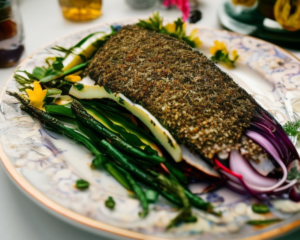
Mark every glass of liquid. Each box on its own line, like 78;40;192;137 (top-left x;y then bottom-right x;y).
0;0;24;68
58;0;102;21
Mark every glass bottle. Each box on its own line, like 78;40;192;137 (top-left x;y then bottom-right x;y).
58;0;102;21
0;0;24;68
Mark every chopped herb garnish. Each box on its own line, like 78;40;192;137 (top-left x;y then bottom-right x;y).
52;57;64;71
167;136;174;148
75;179;89;190
167;207;197;230
283;120;300;141
150;119;156;126
119;97;125;105
104;85;112;94
252;203;270;214
74;83;84;91
105;196;115;210
246;219;282;226
287;166;300;180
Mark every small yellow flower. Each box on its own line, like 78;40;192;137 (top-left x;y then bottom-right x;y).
193;37;202;48
189;29;202;48
165;23;176;33
26;81;47;110
210;40;239;68
231;49;238;60
210;40;228;56
64;74;82;82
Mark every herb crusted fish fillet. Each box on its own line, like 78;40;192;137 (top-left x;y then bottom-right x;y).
87;25;259;160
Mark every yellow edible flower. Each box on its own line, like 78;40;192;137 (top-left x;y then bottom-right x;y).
165;22;187;34
26;81;47;110
64;74;82;82
231;0;257;7
274;0;300;31
210;40;228;56
231;49;238;60
190;29;202;48
210;40;239;68
165;23;176;33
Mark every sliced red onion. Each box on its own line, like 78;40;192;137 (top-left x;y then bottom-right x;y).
250;124;285;159
229;150;277;188
252;109;299;164
289;184;300;202
251;121;276;137
226;180;248;194
273;123;299;164
219;169;240;184
217;163;258;196
274;180;298;192
245;130;288;192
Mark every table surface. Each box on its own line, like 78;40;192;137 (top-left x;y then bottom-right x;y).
0;0;299;239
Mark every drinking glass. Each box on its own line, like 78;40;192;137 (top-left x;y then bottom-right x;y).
0;0;24;68
58;0;102;21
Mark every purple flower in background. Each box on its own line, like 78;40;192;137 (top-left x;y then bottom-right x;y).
163;0;190;21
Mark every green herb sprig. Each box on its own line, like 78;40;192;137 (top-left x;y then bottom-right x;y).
283;120;300;141
105;196;116;210
136;12;199;48
75;179;90;190
287;166;300;180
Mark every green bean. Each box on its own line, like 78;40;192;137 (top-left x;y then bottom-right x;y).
164;162;188;185
184;190;213;212
104;162;131;191
252;203;270;214
45;105;75;118
100;138;212;212
246;219;282;225
71;100;165;164
118;167;149;218
99;139;156;185
8;91;214;215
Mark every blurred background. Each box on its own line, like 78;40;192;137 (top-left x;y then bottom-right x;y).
0;0;299;239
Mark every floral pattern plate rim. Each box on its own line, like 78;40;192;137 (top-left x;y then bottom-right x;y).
0;19;300;240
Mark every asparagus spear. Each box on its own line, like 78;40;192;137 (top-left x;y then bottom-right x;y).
8;91;213;213
71;100;166;164
117;166;149;218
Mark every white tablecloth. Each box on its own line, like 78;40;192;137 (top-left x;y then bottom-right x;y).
0;0;299;239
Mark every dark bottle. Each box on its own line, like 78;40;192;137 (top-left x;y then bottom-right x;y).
0;0;24;68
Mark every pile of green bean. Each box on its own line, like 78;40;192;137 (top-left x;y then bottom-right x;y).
7;91;217;228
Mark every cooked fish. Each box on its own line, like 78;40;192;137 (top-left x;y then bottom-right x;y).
87;25;261;160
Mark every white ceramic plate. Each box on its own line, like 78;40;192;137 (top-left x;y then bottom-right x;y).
1;19;300;240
